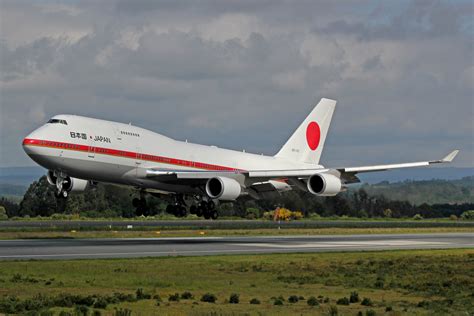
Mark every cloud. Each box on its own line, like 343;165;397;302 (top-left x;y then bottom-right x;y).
0;0;472;168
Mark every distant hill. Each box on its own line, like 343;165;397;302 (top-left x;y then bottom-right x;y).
358;176;474;205
357;167;473;184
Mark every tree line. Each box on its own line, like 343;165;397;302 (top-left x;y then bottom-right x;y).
0;175;472;219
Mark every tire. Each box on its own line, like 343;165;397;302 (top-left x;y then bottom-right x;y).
132;198;140;207
210;210;218;220
190;205;197;215
166;204;175;214
203;211;211;220
196;206;203;217
62;190;68;198
208;200;215;210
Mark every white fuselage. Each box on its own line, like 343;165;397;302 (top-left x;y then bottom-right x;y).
23;115;322;193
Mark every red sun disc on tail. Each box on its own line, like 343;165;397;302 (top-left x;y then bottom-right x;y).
306;121;321;151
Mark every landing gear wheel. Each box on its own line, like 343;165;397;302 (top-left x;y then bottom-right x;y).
210;210;218;220
190;205;197;215
203;211;211;220
135;198;148;216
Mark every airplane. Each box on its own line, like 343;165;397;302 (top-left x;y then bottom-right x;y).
22;98;459;219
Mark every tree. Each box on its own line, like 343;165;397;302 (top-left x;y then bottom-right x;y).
19;176;58;216
0;206;7;220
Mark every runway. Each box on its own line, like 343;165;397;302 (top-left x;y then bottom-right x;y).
0;233;472;260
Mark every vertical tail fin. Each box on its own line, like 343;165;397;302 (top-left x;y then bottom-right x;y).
275;98;336;164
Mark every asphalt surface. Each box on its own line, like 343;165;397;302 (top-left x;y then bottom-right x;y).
0;233;472;260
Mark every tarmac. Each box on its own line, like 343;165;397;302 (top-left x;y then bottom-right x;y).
0;233;472;260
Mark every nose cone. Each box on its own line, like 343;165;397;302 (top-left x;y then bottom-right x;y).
22;126;46;156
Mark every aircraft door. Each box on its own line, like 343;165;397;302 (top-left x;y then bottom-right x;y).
135;146;142;173
88;135;95;158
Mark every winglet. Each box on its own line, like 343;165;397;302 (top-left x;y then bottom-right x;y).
440;150;459;163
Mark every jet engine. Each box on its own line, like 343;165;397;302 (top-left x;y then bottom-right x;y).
47;171;89;193
307;173;342;196
205;177;242;200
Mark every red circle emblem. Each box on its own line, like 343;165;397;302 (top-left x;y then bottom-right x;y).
306;121;321;151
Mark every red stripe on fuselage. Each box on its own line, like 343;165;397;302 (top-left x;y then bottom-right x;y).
22;138;241;172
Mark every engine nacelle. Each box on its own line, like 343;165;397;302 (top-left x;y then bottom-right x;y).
47;171;89;193
205;177;242;201
307;173;342;196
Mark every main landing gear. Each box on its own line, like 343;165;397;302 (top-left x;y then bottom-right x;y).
132;191;150;216
165;195;218;220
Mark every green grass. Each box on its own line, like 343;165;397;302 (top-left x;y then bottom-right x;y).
0;226;472;239
0;249;472;315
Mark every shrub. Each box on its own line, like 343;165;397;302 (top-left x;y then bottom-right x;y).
329;305;338;316
288;295;299;303
366;309;376;316
93;297;108;309
273;298;284;305
460;210;474;220
249;298;260;304
413;214;423;220
181;292;193;300
168;293;180;302
374;277;384;288
361;297;373;306
385;306;393;312
336;297;350;305
153;294;162;302
449;214;458;220
74;305;89;316
59;312;72;316
307;296;319;306
92;311;102;316
229;293;239;304
114;308;132;316
136;288;151;300
349;291;359;303
200;293;217;303
0;206;7;220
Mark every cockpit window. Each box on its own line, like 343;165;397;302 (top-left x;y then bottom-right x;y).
47;119;68;125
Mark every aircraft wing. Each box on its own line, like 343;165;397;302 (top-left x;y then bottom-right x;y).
146;150;458;185
338;150;459;173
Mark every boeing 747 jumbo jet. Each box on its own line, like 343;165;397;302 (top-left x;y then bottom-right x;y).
23;98;459;219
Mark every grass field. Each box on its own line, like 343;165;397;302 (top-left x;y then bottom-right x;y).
0;226;472;240
0;249;472;315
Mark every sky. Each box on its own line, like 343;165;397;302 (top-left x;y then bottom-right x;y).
0;0;473;169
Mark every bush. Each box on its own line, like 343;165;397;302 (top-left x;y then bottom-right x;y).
180;292;193;300
336;297;350;305
136;288;151;300
200;293;217;303
153;294;162;302
93;297;108;309
460;210;474;220
366;309;376;316
374;277;385;288
350;291;359;303
74;305;89;316
273;298;284;305
307;296;319;306
288;295;299;303
168;293;180;302
361;297;373;306
229;293;239;304
114;308;132;316
385;306;393;312
413;214;423;220
249;298;260;304
329;305;338;316
0;206;8;220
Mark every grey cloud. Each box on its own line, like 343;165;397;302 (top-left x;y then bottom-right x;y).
0;0;472;168
315;1;471;40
